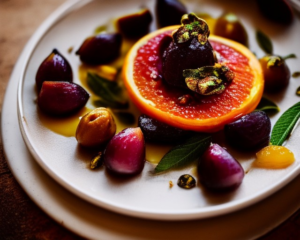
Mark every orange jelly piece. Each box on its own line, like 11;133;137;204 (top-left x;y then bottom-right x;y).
254;146;295;169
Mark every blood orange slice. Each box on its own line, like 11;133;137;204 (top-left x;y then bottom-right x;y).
123;26;263;132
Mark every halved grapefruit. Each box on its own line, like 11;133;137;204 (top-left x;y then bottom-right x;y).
123;26;263;132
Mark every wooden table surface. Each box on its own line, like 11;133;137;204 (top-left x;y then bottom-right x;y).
1;0;300;239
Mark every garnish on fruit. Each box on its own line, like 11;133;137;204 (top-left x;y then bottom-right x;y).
123;14;264;132
76;108;116;148
36;49;73;91
198;143;244;192
76;33;122;65
104;127;145;176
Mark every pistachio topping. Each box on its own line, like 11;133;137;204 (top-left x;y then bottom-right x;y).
267;56;283;68
173;13;210;45
90;152;104;169
177;174;196;189
183;64;235;95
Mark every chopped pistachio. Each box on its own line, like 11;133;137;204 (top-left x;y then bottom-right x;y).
90;152;104;169
177;174;196;189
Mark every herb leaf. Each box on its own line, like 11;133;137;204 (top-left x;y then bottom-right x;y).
155;134;212;173
256;30;273;54
114;112;136;125
87;72;127;107
282;53;297;61
270;102;300;146
256;96;280;113
292;72;300;78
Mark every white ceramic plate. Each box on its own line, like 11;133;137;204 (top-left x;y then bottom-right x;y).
4;24;300;239
17;0;300;220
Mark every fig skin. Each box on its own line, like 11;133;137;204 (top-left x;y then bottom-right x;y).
162;38;215;88
76;33;122;65
38;81;89;116
156;0;187;28
36;49;73;91
138;114;190;144
256;0;294;24
259;55;290;93
214;13;248;46
76;108;116;148
198;143;244;192
117;9;152;39
224;111;271;150
104;127;145;176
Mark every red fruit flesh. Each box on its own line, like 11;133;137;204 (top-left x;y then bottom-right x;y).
198;143;244;192
36;49;73;91
104;128;145;176
38;81;89;116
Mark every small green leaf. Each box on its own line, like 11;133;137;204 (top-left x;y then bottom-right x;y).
155;134;212;173
256;30;273;54
87;72;126;105
114;112;135;125
292;72;300;78
270;102;300;146
93;99;129;109
282;53;297;61
256;96;280;113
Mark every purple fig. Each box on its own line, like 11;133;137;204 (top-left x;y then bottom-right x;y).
198;143;244;192
116;9;152;39
38;81;89;116
104;128;145;176
36;49;73;91
156;0;187;28
76;33;122;65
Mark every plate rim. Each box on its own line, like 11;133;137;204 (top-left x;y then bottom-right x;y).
17;0;300;221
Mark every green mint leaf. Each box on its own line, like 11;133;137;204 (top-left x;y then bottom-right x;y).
256;30;273;54
270;102;300;146
155;134;212;173
292;72;300;78
94;25;107;34
282;53;297;61
87;72;126;105
256;96;280;113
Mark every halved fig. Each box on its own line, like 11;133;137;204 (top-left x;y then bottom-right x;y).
36;49;73;91
38;81;89;116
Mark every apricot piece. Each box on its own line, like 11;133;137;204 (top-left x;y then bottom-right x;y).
116;9;152;39
38;81;89;116
76;108;116;148
104;127;145;176
36;49;73;91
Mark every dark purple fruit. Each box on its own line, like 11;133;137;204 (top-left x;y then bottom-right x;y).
138;114;190;143
104;127;145;176
156;0;187;28
259;55;290;93
36;49;73;91
214;13;248;46
162;38;215;88
198;143;244;192
116;9;152;39
224;111;271;150
156;34;173;77
76;33;122;65
256;0;294;24
38;81;89;116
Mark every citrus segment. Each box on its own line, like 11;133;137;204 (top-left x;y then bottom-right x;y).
123;26;263;132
